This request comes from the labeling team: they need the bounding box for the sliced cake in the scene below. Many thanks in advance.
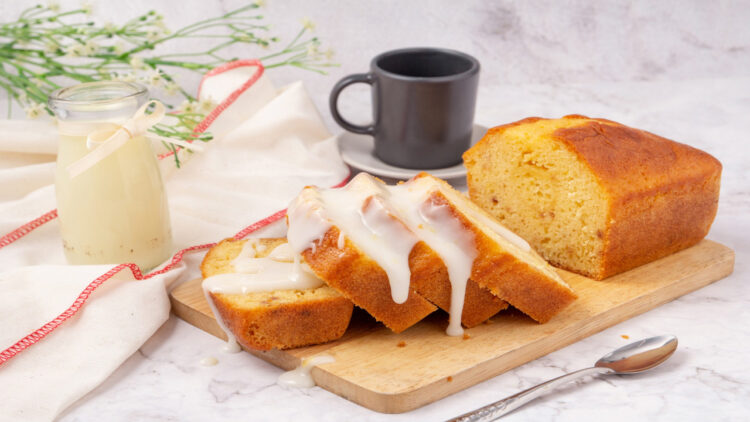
[201,238,354,351]
[287,173,576,333]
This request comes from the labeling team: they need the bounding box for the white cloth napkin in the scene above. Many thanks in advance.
[0,61,348,421]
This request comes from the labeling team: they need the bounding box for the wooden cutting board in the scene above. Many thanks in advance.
[170,239,734,413]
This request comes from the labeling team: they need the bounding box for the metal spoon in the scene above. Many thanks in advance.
[447,335,678,422]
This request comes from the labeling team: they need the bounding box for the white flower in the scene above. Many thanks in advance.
[80,0,93,15]
[324,47,335,60]
[163,82,180,96]
[179,100,197,113]
[255,0,265,7]
[129,56,145,70]
[103,21,116,35]
[43,41,59,54]
[47,0,61,12]
[120,73,137,82]
[113,41,126,55]
[24,103,46,119]
[197,98,216,113]
[146,28,162,42]
[301,17,315,31]
[64,43,84,57]
[155,20,171,34]
[235,32,252,42]
[146,70,162,87]
[306,44,319,58]
[83,40,99,55]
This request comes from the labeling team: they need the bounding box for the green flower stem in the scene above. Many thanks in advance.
[1,3,336,168]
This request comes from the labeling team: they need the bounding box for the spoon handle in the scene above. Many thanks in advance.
[447,366,614,422]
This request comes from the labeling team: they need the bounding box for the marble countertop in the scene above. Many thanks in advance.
[2,0,746,421]
[58,75,750,422]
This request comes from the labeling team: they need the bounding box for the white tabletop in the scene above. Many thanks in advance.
[2,0,744,420]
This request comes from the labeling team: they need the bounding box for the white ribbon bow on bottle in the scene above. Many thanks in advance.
[66,100,204,178]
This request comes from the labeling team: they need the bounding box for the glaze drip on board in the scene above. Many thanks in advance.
[277,355,336,388]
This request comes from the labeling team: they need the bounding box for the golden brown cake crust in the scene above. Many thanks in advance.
[424,186,577,323]
[201,238,354,351]
[208,290,353,351]
[465,115,721,280]
[408,241,509,328]
[295,172,576,328]
[554,117,721,279]
[301,226,438,333]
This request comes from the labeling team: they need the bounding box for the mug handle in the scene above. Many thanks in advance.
[329,73,375,135]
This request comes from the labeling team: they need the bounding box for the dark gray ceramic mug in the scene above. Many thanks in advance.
[330,47,480,169]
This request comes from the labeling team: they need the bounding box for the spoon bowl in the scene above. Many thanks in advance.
[448,334,679,422]
[596,334,678,374]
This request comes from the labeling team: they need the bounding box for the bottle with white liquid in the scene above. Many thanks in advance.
[48,81,173,271]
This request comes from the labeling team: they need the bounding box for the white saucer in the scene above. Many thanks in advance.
[337,124,488,180]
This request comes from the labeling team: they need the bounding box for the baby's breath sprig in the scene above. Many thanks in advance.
[0,2,336,167]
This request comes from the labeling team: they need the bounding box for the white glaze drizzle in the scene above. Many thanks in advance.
[285,173,535,336]
[203,241,323,295]
[201,240,325,353]
[199,356,219,366]
[230,238,260,273]
[277,355,335,388]
[358,194,418,303]
[288,174,417,304]
[267,242,295,262]
[388,180,476,336]
[201,283,242,353]
[287,189,332,255]
[337,231,345,249]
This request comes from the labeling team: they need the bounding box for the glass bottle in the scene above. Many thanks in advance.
[48,81,173,271]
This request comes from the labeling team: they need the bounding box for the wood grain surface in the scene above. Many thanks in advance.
[169,239,734,413]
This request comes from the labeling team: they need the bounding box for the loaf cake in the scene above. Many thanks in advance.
[463,115,722,280]
[287,173,576,335]
[200,238,353,351]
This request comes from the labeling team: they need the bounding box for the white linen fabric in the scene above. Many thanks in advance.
[0,62,348,421]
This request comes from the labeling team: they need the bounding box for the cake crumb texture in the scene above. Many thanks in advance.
[463,115,721,279]
[201,238,354,351]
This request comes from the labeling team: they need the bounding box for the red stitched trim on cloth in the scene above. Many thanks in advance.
[0,242,216,365]
[0,60,265,248]
[0,59,352,367]
[0,209,58,251]
[157,59,264,160]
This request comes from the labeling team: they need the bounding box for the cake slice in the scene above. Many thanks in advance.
[409,239,509,328]
[402,173,576,323]
[463,115,722,279]
[287,173,575,329]
[286,181,438,333]
[201,238,353,350]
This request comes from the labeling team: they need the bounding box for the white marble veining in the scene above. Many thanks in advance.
[1,0,748,421]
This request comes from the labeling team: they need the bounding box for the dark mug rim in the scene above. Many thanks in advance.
[371,47,480,83]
